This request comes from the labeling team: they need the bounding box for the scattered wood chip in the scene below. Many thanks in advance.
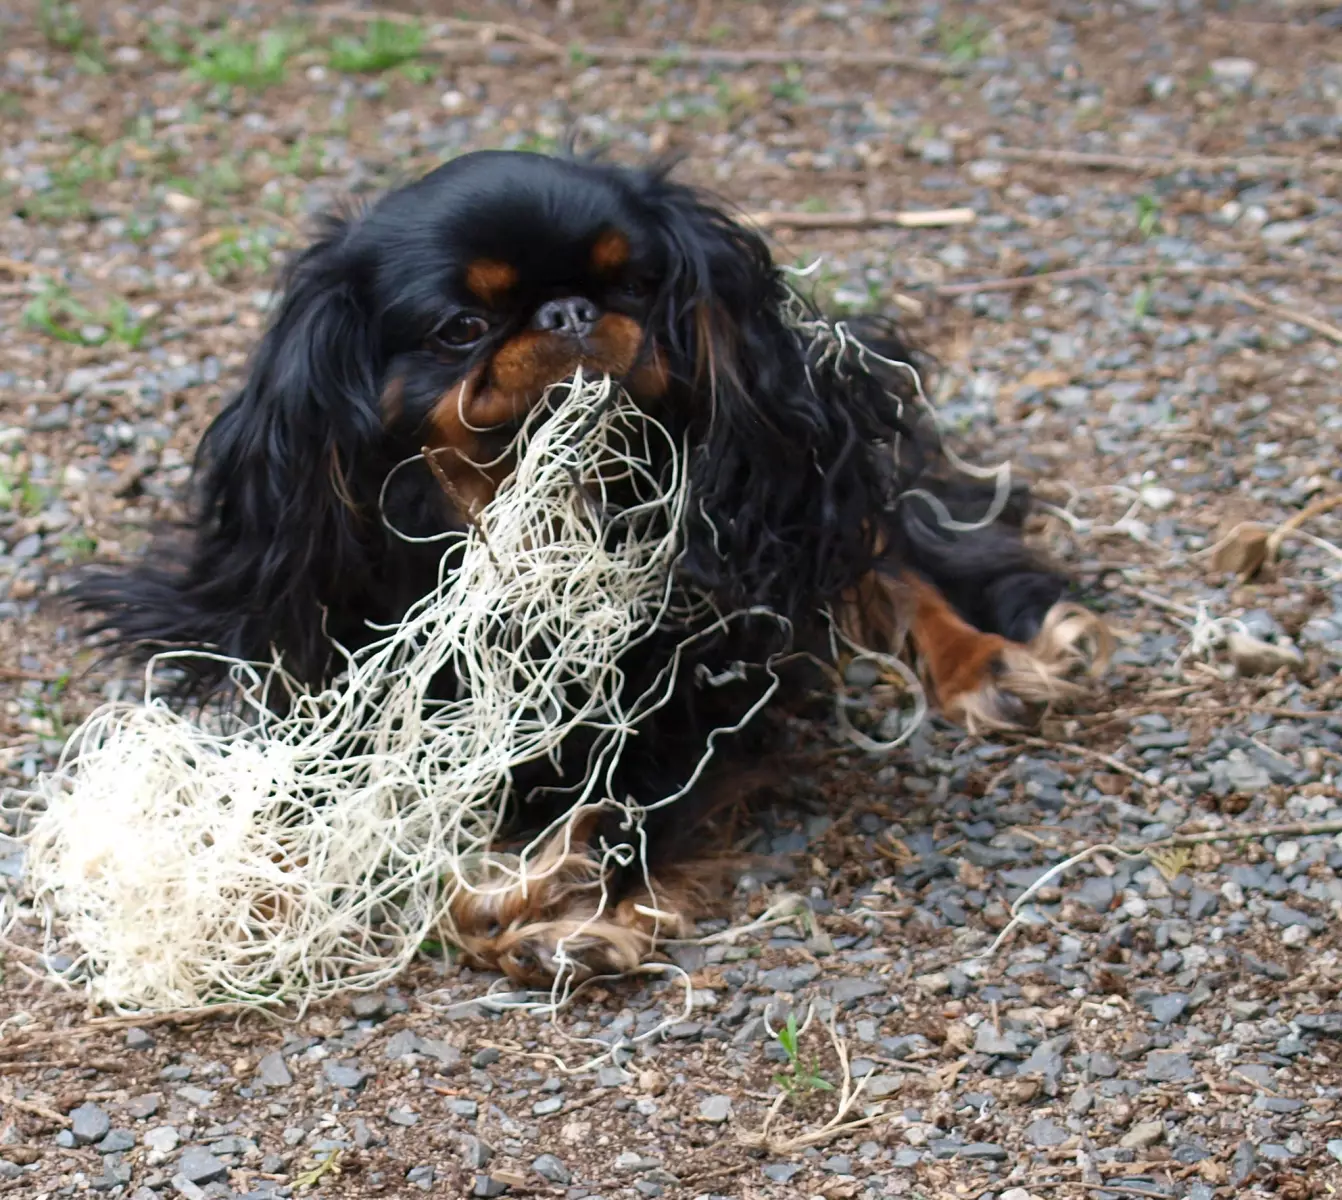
[1224,631,1304,677]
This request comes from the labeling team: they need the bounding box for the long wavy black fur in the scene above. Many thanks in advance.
[72,152,1065,850]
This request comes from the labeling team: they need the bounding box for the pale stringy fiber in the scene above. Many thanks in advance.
[20,372,693,1011]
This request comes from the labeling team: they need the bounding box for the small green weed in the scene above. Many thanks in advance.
[328,18,425,73]
[0,469,51,518]
[937,16,990,65]
[37,0,86,50]
[146,22,191,66]
[1132,283,1153,320]
[770,64,806,104]
[772,1012,834,1099]
[24,283,150,349]
[1135,193,1162,238]
[206,227,278,282]
[190,29,299,89]
[18,140,119,222]
[0,91,24,119]
[59,531,98,561]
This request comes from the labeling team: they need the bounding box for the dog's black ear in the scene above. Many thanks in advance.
[637,174,914,620]
[73,213,382,688]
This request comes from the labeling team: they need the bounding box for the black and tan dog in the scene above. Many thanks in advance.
[74,151,1107,982]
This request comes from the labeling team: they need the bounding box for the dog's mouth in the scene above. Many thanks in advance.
[414,317,669,520]
[430,315,666,439]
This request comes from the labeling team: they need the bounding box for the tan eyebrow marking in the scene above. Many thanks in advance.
[590,229,630,274]
[464,258,518,306]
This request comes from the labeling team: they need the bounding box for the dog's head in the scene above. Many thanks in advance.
[134,151,918,684]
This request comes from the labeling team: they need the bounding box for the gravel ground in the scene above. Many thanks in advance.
[4,2,1342,1198]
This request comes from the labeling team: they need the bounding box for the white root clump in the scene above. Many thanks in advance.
[19,372,695,1012]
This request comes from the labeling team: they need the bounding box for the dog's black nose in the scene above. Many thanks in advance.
[532,297,599,338]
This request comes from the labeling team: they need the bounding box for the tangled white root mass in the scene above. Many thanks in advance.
[19,372,695,1011]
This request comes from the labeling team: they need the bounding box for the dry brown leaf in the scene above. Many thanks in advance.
[1224,630,1304,677]
[1209,522,1270,579]
[1016,368,1071,392]
[1093,772,1130,796]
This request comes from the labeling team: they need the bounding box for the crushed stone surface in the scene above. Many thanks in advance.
[2,2,1342,1198]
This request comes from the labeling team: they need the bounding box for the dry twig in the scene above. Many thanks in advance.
[989,145,1342,176]
[932,262,1342,297]
[0,1090,70,1127]
[1015,736,1183,803]
[311,8,961,73]
[746,207,976,231]
[1219,284,1342,346]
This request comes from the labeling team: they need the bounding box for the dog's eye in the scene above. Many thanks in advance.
[615,277,652,302]
[430,313,491,352]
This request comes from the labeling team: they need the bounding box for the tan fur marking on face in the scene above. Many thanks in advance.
[464,258,518,306]
[590,229,630,274]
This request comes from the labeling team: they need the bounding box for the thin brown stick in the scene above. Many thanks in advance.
[0,667,63,684]
[0,258,39,278]
[312,12,959,73]
[990,145,1342,176]
[932,262,1342,297]
[746,207,976,231]
[430,39,964,73]
[310,8,563,53]
[1077,703,1337,727]
[1015,736,1183,802]
[1219,284,1342,346]
[1157,820,1342,848]
[0,1090,71,1127]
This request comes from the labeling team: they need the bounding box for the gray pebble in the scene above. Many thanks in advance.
[1146,1051,1195,1082]
[175,1147,228,1185]
[1147,993,1189,1024]
[387,1108,419,1127]
[348,993,386,1019]
[973,1026,1024,1057]
[532,1095,564,1116]
[762,1162,803,1183]
[99,1129,136,1153]
[532,1153,571,1184]
[1074,877,1116,911]
[255,1052,292,1088]
[1025,1118,1069,1147]
[828,978,885,1007]
[126,1100,160,1127]
[458,1134,493,1169]
[758,963,820,991]
[406,1164,435,1190]
[1019,1034,1070,1080]
[451,1099,479,1118]
[1187,887,1219,920]
[699,1094,732,1123]
[70,1103,111,1146]
[471,1047,501,1069]
[169,1175,206,1200]
[322,1061,368,1089]
[125,1027,156,1051]
[1267,902,1312,927]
